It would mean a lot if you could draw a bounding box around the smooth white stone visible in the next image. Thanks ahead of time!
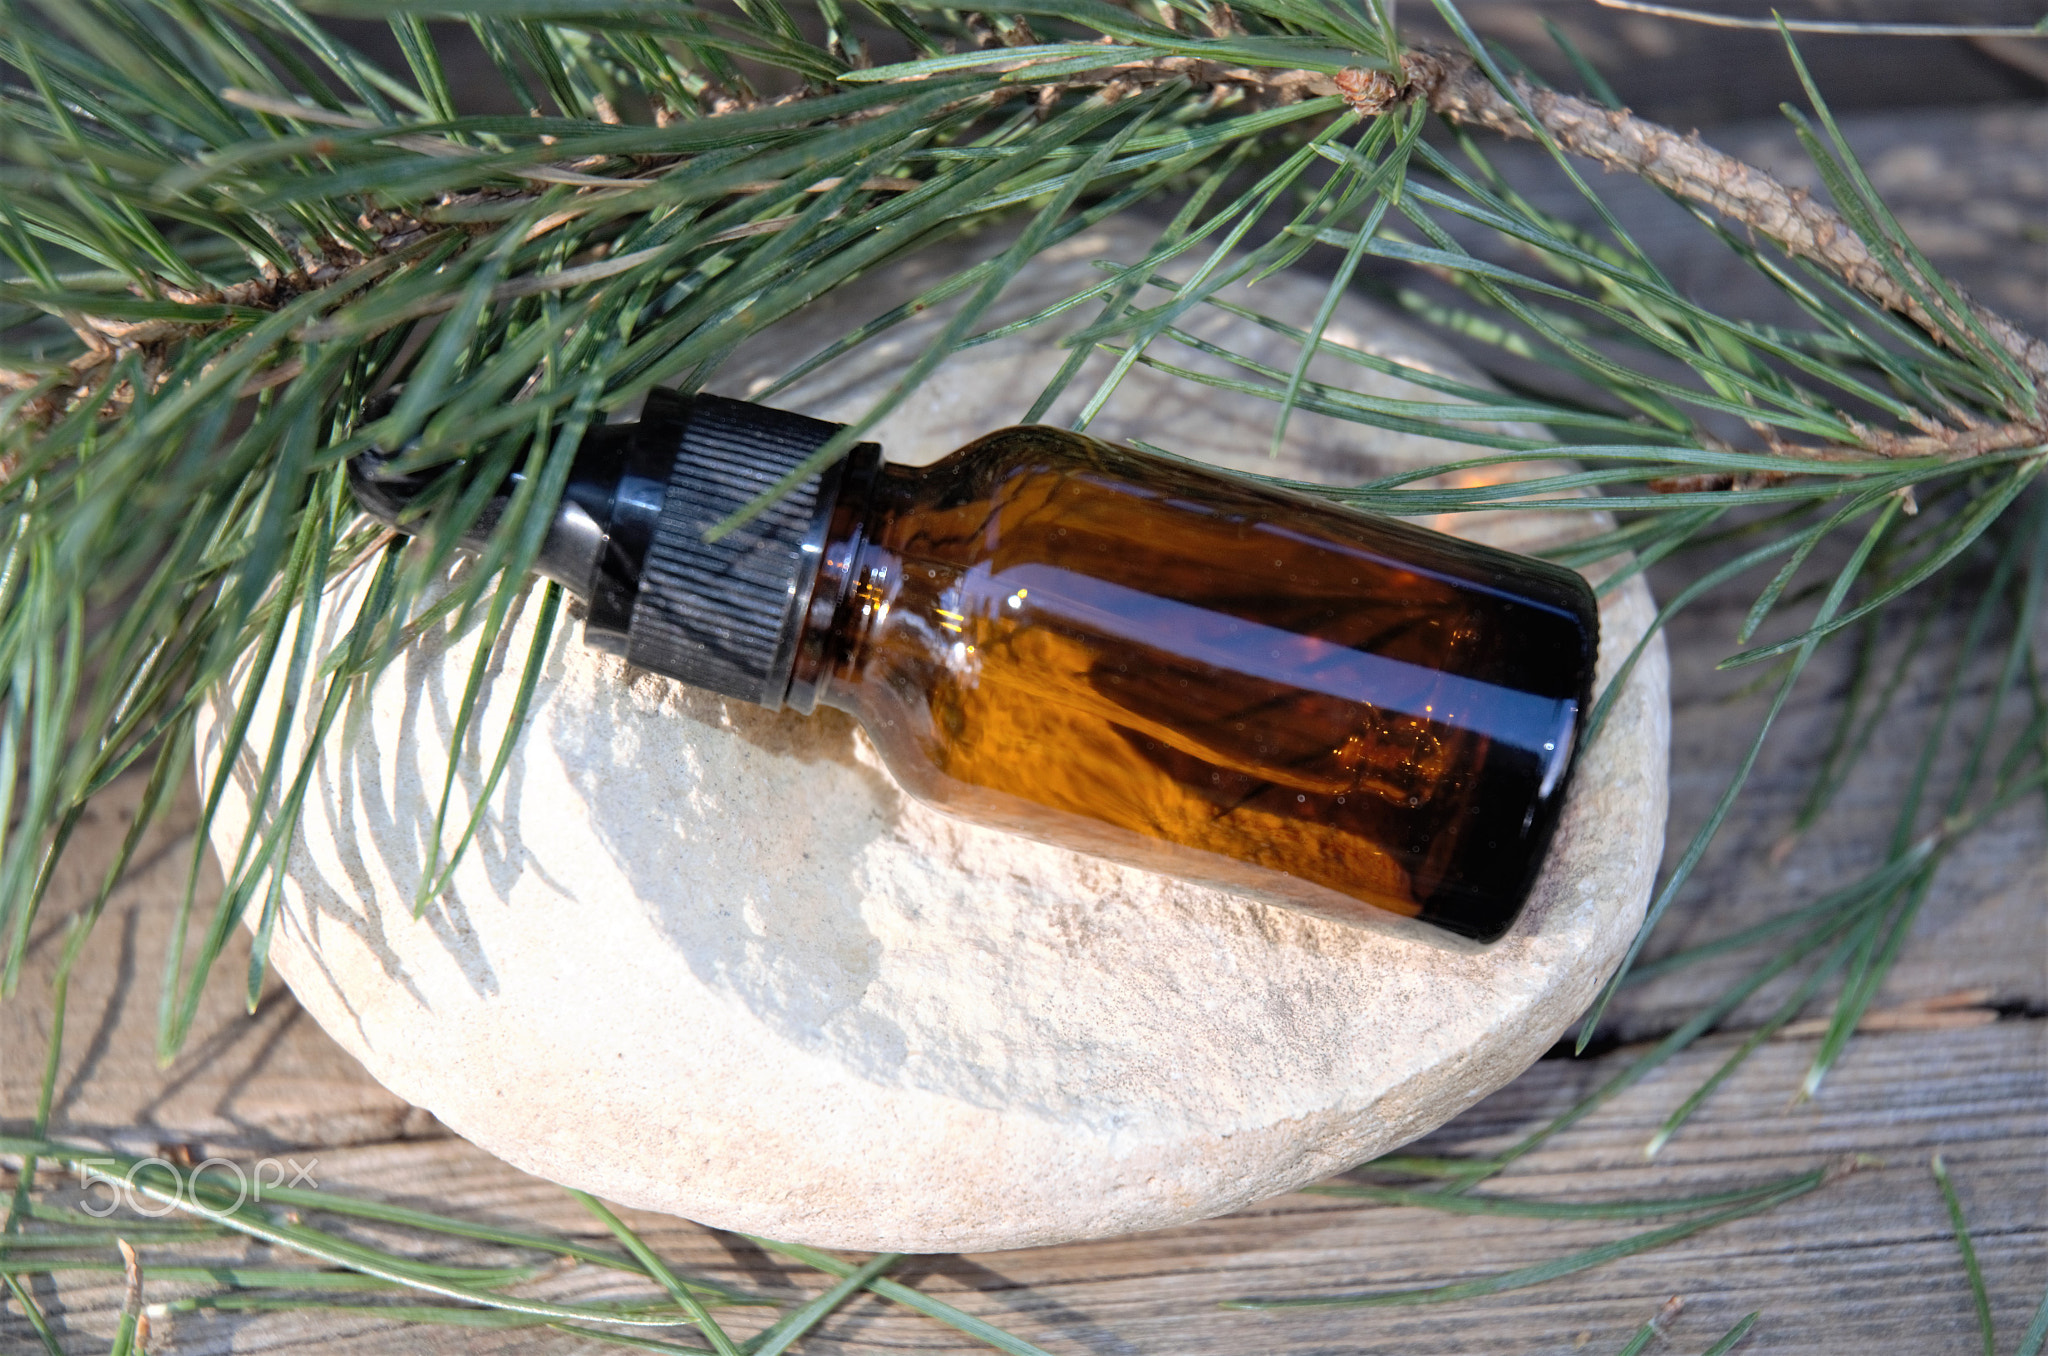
[200,222,1668,1253]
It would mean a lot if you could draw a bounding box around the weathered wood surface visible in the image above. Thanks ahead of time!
[5,1022,2043,1356]
[1595,556,2048,1046]
[5,916,2042,1355]
[5,103,2046,1355]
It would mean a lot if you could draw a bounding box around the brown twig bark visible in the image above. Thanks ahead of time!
[1398,47,2048,400]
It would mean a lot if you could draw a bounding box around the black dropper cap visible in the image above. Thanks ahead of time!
[348,390,862,710]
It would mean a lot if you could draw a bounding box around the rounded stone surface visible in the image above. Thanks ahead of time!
[200,223,1669,1253]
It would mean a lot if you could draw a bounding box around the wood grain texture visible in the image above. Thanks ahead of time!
[5,1021,2040,1354]
[1596,553,2048,1044]
[4,98,2045,1356]
[0,783,433,1155]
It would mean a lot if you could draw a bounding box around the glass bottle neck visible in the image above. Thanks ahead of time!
[783,442,890,714]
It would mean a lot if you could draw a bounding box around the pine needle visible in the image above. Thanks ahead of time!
[1931,1156,1997,1356]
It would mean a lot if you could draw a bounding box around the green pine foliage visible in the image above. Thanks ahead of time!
[0,0,2042,1345]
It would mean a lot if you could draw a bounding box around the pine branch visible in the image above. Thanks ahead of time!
[10,36,2044,468]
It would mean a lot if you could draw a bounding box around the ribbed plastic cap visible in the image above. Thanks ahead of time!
[625,392,845,708]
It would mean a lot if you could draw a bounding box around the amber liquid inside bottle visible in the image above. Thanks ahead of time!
[786,427,1597,943]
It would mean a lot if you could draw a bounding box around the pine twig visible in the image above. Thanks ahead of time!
[1397,47,2048,396]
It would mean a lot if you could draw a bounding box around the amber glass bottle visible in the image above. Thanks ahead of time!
[352,391,1598,943]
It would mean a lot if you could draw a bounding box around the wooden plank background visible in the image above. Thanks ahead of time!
[4,60,2045,1356]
